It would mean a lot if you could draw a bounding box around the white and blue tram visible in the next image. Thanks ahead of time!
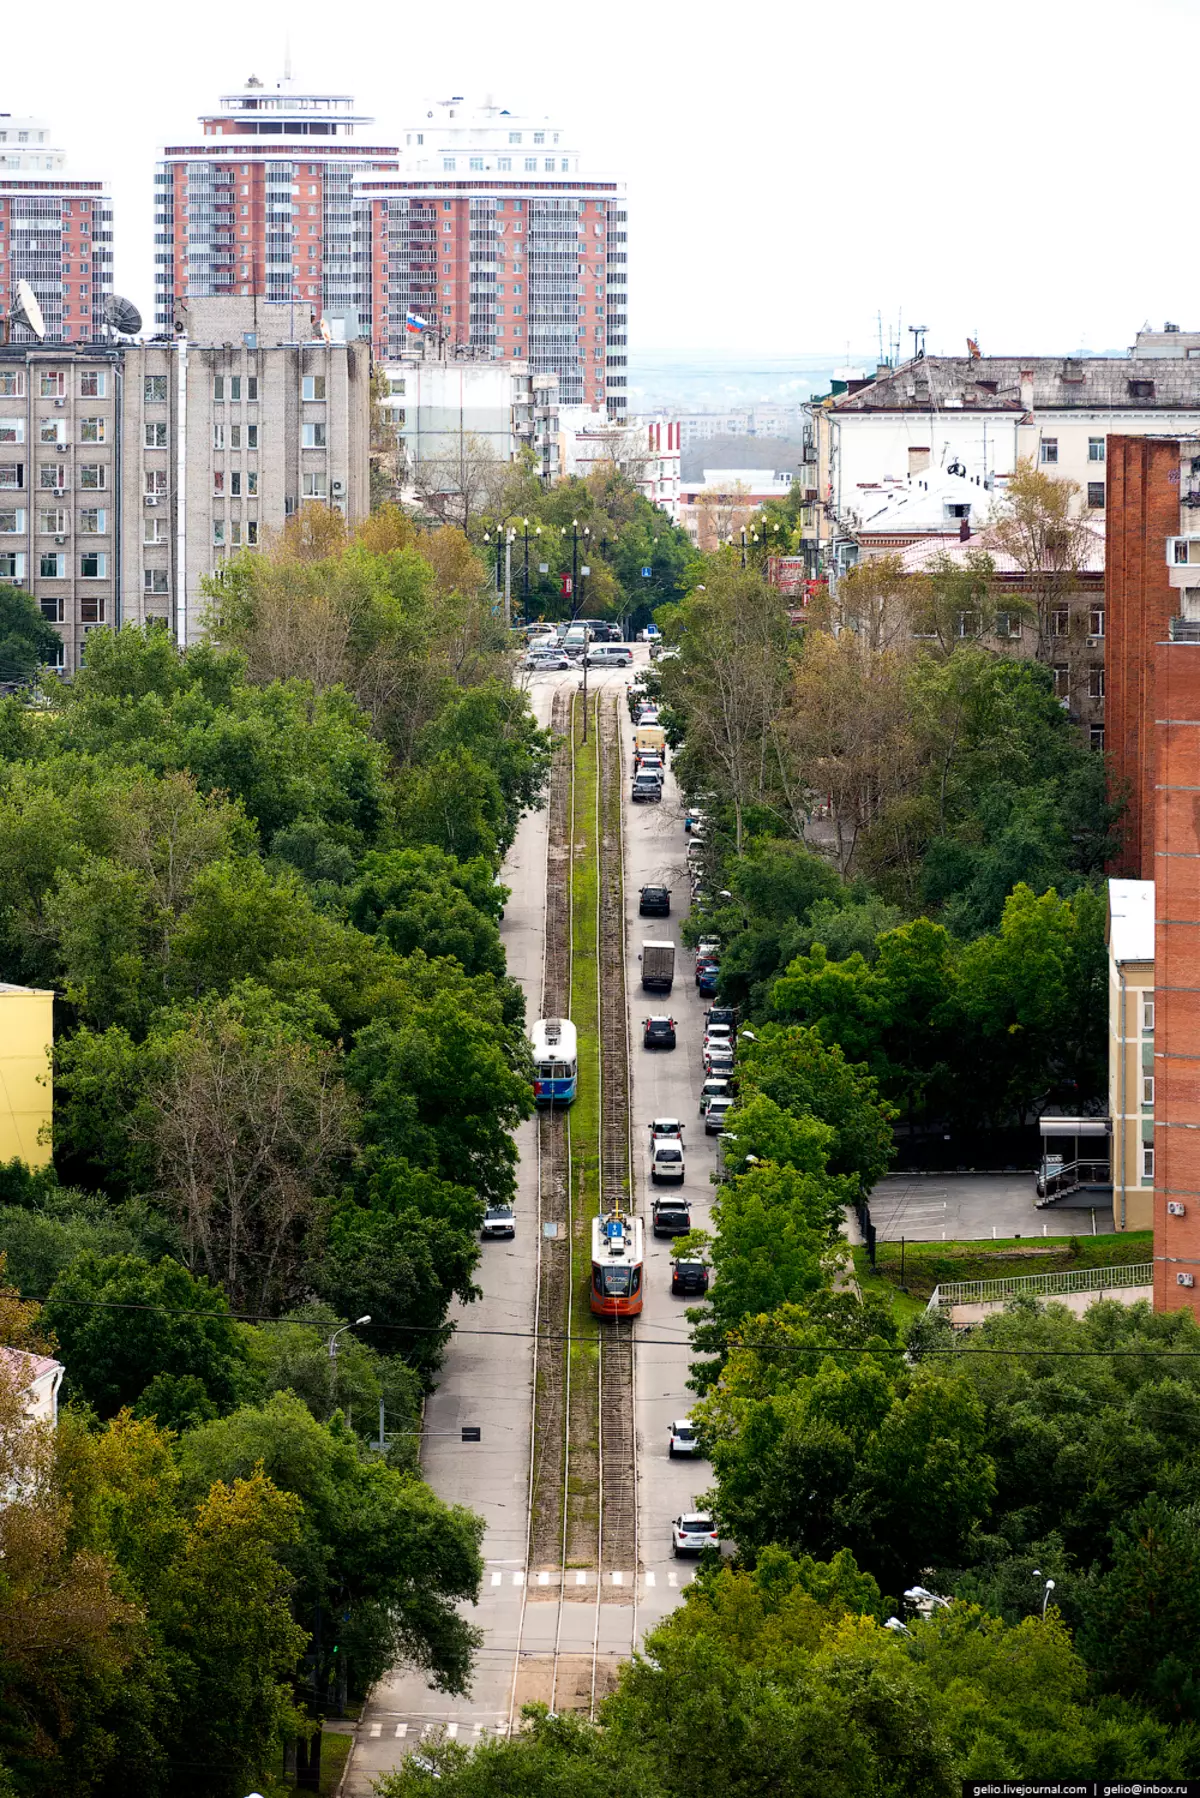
[531,1017,578,1106]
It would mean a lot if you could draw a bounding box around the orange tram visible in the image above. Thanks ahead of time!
[590,1210,645,1318]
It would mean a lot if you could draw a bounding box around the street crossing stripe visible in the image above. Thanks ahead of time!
[645,1570,656,1585]
[368,1723,382,1738]
[575,1570,587,1585]
[537,1571,550,1585]
[394,1724,407,1739]
[611,1571,624,1585]
[447,1723,458,1739]
[491,1571,502,1586]
[513,1571,524,1585]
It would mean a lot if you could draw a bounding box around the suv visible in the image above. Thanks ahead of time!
[631,773,662,803]
[671,1260,709,1297]
[671,1513,719,1557]
[652,1196,692,1236]
[650,1117,684,1144]
[668,1418,699,1457]
[698,1076,731,1116]
[705,1006,738,1031]
[650,1141,685,1184]
[481,1203,515,1239]
[643,1015,677,1050]
[639,885,671,916]
[586,643,633,667]
[704,1095,734,1135]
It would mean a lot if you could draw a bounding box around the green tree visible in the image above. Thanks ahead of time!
[735,1024,895,1189]
[349,846,505,979]
[0,586,64,684]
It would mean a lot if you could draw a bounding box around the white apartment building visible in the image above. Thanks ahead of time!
[383,349,559,481]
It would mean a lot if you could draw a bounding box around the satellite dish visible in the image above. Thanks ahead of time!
[103,294,142,337]
[10,280,45,342]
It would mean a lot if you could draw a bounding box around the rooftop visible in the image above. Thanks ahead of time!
[1108,878,1155,964]
[832,353,1200,414]
[895,523,1105,576]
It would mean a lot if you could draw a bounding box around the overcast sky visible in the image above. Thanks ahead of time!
[5,0,1195,363]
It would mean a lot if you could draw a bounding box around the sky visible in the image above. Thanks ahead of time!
[5,0,1197,371]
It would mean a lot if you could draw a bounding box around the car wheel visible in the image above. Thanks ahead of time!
[668,1445,675,1458]
[672,1544,681,1558]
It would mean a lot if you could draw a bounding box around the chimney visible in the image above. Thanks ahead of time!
[908,445,931,476]
[1019,368,1034,411]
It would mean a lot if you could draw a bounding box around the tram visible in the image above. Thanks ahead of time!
[590,1209,645,1318]
[531,1017,578,1106]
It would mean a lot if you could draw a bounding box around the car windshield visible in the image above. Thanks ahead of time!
[486,1207,512,1220]
[675,1425,695,1439]
[676,1262,701,1275]
[681,1517,712,1532]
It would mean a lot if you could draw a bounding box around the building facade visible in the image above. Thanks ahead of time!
[0,982,53,1170]
[383,346,559,481]
[1107,879,1156,1234]
[154,78,398,334]
[0,298,370,670]
[358,99,627,416]
[0,114,114,343]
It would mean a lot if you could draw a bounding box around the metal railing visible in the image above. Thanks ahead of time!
[928,1261,1154,1312]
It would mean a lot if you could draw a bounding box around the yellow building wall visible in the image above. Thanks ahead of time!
[0,988,53,1169]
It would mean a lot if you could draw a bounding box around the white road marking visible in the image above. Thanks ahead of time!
[394,1724,407,1739]
[575,1570,587,1585]
[447,1723,459,1740]
[537,1570,550,1586]
[513,1571,525,1586]
[645,1570,656,1586]
[611,1570,624,1586]
[667,1571,677,1587]
[368,1723,382,1739]
[490,1571,502,1587]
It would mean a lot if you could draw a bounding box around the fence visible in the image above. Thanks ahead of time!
[927,1261,1153,1313]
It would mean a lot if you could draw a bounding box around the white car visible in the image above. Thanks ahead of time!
[481,1203,515,1239]
[668,1419,698,1458]
[698,1077,731,1117]
[704,1096,735,1135]
[704,1026,732,1057]
[705,1048,735,1078]
[650,1141,686,1184]
[650,1118,684,1144]
[671,1512,719,1557]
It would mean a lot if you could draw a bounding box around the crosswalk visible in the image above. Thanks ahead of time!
[485,1567,693,1589]
[366,1719,506,1742]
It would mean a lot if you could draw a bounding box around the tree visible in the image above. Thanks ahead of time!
[42,1252,246,1421]
[350,846,506,979]
[1080,1496,1200,1722]
[985,460,1096,661]
[412,432,507,532]
[0,586,63,685]
[735,1024,895,1190]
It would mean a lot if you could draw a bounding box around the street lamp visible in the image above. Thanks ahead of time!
[521,518,541,620]
[1031,1571,1056,1618]
[904,1586,951,1610]
[329,1316,371,1412]
[883,1618,911,1636]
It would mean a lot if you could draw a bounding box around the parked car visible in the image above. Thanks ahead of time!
[639,884,671,917]
[652,1196,692,1236]
[631,773,663,803]
[696,936,721,962]
[704,1024,733,1054]
[705,1047,735,1078]
[698,1077,731,1116]
[651,1141,685,1183]
[650,1117,684,1143]
[643,1015,677,1049]
[704,1096,735,1135]
[586,644,634,667]
[671,1512,719,1556]
[481,1203,515,1239]
[525,649,571,671]
[668,1418,700,1456]
[705,1006,738,1031]
[684,807,706,834]
[697,963,718,995]
[671,1261,709,1298]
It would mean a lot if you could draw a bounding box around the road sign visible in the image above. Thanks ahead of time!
[641,566,652,578]
[561,574,573,596]
[538,562,549,573]
[461,1426,481,1443]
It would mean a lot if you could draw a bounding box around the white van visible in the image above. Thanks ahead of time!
[586,643,634,667]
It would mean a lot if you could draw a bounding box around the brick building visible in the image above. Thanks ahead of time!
[154,77,398,334]
[358,99,627,415]
[0,114,114,343]
[1105,433,1200,1312]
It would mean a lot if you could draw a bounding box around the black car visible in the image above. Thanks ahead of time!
[652,1198,692,1238]
[671,1259,709,1297]
[631,774,663,803]
[643,1015,677,1049]
[705,1006,738,1030]
[639,885,671,917]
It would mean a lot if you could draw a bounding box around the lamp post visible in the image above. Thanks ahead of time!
[1031,1570,1056,1619]
[521,518,541,621]
[740,527,747,569]
[329,1315,371,1414]
[484,514,521,627]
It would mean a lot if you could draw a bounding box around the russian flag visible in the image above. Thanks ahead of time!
[406,310,428,333]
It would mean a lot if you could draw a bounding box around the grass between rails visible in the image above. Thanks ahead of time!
[854,1230,1155,1317]
[567,692,602,1558]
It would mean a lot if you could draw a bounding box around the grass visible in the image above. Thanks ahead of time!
[856,1230,1154,1311]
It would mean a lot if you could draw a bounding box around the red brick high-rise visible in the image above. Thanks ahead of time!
[1107,434,1200,1313]
[154,77,398,333]
[0,114,114,342]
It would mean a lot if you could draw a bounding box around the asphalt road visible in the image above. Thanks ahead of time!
[344,655,710,1788]
[869,1171,1050,1242]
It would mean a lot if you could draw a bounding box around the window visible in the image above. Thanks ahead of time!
[955,611,981,638]
[498,157,511,171]
[442,157,456,171]
[246,377,258,401]
[442,305,452,316]
[1052,664,1069,698]
[0,465,24,490]
[79,465,106,490]
[212,520,225,547]
[302,472,327,498]
[38,508,66,534]
[1051,608,1070,637]
[213,423,225,451]
[1090,723,1105,750]
[246,520,259,546]
[525,157,537,171]
[443,222,452,234]
[145,470,168,495]
[247,425,258,450]
[143,516,166,544]
[1089,606,1104,637]
[1088,667,1105,700]
[230,472,241,497]
[39,420,65,446]
[212,471,225,495]
[0,509,24,534]
[229,425,241,451]
[213,376,225,401]
[469,157,483,171]
[0,420,25,445]
[144,422,168,449]
[1087,480,1105,509]
[40,596,62,624]
[39,553,65,579]
[544,158,554,170]
[1088,436,1105,463]
[1040,438,1058,464]
[1142,1145,1155,1180]
[994,611,1021,639]
[302,423,326,448]
[1143,1075,1155,1106]
[0,373,24,398]
[79,370,106,398]
[509,131,521,144]
[302,374,326,400]
[39,465,65,491]
[561,158,569,171]
[246,471,258,497]
[1143,997,1156,1032]
[80,551,107,578]
[229,376,241,401]
[39,372,64,399]
[0,553,27,581]
[1130,379,1155,400]
[145,375,168,403]
[144,569,169,594]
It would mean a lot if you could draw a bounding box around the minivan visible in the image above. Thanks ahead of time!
[586,644,634,667]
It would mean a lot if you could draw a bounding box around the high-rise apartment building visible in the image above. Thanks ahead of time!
[358,99,628,415]
[154,78,398,333]
[0,114,114,342]
[0,298,370,672]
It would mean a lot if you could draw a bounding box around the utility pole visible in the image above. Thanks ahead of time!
[504,529,512,629]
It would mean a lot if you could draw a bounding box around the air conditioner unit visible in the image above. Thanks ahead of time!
[145,495,159,507]
[1178,1272,1195,1288]
[56,444,67,453]
[54,535,66,545]
[331,479,345,495]
[54,398,65,409]
[1169,1201,1187,1217]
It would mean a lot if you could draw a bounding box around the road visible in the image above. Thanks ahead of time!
[345,654,709,1789]
[869,1171,1052,1242]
